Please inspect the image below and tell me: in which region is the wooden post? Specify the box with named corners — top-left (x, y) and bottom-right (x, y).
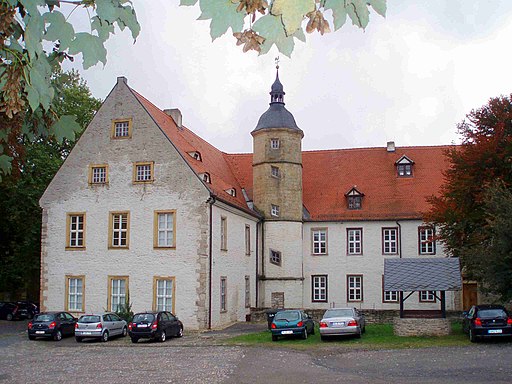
top-left (440, 290), bottom-right (446, 318)
top-left (399, 291), bottom-right (404, 318)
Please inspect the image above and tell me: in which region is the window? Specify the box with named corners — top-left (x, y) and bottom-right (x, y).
top-left (270, 138), bottom-right (280, 149)
top-left (396, 155), bottom-right (414, 177)
top-left (199, 172), bottom-right (211, 183)
top-left (270, 204), bottom-right (280, 217)
top-left (226, 188), bottom-right (236, 197)
top-left (271, 166), bottom-right (280, 178)
top-left (382, 276), bottom-right (398, 303)
top-left (65, 275), bottom-right (84, 312)
top-left (312, 228), bottom-right (327, 255)
top-left (153, 277), bottom-right (175, 311)
top-left (345, 187), bottom-right (364, 210)
top-left (111, 119), bottom-right (132, 139)
top-left (419, 226), bottom-right (436, 255)
top-left (270, 249), bottom-right (282, 266)
top-left (133, 161), bottom-right (154, 183)
top-left (109, 212), bottom-right (129, 249)
top-left (245, 225), bottom-right (251, 255)
top-left (347, 228), bottom-right (362, 255)
top-left (154, 210), bottom-right (176, 248)
top-left (89, 164), bottom-right (108, 184)
top-left (245, 276), bottom-right (250, 308)
top-left (108, 276), bottom-right (128, 312)
top-left (419, 290), bottom-right (436, 302)
top-left (220, 217), bottom-right (227, 251)
top-left (220, 277), bottom-right (227, 312)
top-left (347, 275), bottom-right (363, 302)
top-left (382, 227), bottom-right (398, 255)
top-left (312, 275), bottom-right (328, 302)
top-left (66, 213), bottom-right (85, 250)
top-left (188, 151), bottom-right (202, 161)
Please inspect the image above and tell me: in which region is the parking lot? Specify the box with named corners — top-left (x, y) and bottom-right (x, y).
top-left (1, 319), bottom-right (512, 383)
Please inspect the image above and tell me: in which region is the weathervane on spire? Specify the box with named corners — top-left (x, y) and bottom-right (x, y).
top-left (275, 56), bottom-right (280, 70)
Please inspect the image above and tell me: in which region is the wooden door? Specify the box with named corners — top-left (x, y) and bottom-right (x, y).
top-left (462, 283), bottom-right (478, 310)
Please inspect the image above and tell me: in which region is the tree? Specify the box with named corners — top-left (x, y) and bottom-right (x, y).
top-left (0, 0), bottom-right (139, 178)
top-left (0, 70), bottom-right (101, 300)
top-left (426, 95), bottom-right (512, 301)
top-left (181, 0), bottom-right (386, 56)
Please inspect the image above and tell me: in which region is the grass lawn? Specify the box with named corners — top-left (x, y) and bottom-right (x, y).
top-left (226, 322), bottom-right (470, 350)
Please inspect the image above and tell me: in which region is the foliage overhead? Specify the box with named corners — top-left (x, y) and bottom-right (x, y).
top-left (181, 0), bottom-right (386, 56)
top-left (426, 95), bottom-right (512, 301)
top-left (0, 0), bottom-right (139, 178)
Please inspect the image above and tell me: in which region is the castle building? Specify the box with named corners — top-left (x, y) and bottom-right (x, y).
top-left (40, 70), bottom-right (461, 330)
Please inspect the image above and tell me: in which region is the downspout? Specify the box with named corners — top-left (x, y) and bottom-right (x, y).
top-left (207, 195), bottom-right (215, 329)
top-left (255, 219), bottom-right (261, 308)
top-left (396, 220), bottom-right (402, 258)
top-left (260, 220), bottom-right (265, 307)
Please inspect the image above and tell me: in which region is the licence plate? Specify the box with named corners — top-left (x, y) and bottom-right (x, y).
top-left (35, 331), bottom-right (45, 334)
top-left (332, 322), bottom-right (345, 327)
top-left (137, 324), bottom-right (148, 328)
top-left (488, 329), bottom-right (502, 334)
top-left (281, 330), bottom-right (293, 335)
top-left (82, 332), bottom-right (92, 335)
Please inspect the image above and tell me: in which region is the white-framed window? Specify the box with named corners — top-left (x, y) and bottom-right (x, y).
top-left (270, 249), bottom-right (282, 266)
top-left (108, 277), bottom-right (128, 312)
top-left (111, 119), bottom-right (132, 139)
top-left (382, 275), bottom-right (398, 303)
top-left (382, 227), bottom-right (398, 255)
top-left (312, 275), bottom-right (328, 302)
top-left (220, 216), bottom-right (227, 251)
top-left (271, 166), bottom-right (280, 178)
top-left (154, 211), bottom-right (176, 248)
top-left (419, 290), bottom-right (436, 302)
top-left (347, 228), bottom-right (362, 255)
top-left (133, 162), bottom-right (154, 183)
top-left (245, 225), bottom-right (251, 255)
top-left (270, 204), bottom-right (280, 217)
top-left (270, 138), bottom-right (280, 149)
top-left (109, 212), bottom-right (129, 248)
top-left (66, 276), bottom-right (84, 312)
top-left (245, 276), bottom-right (250, 308)
top-left (397, 163), bottom-right (412, 177)
top-left (347, 275), bottom-right (363, 302)
top-left (154, 277), bottom-right (174, 311)
top-left (312, 228), bottom-right (327, 255)
top-left (66, 213), bottom-right (85, 249)
top-left (220, 277), bottom-right (227, 312)
top-left (419, 226), bottom-right (435, 255)
top-left (89, 165), bottom-right (108, 184)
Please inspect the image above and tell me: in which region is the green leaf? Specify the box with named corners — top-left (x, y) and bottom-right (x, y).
top-left (253, 14), bottom-right (305, 58)
top-left (91, 16), bottom-right (115, 42)
top-left (69, 33), bottom-right (107, 69)
top-left (368, 0), bottom-right (387, 17)
top-left (26, 56), bottom-right (54, 112)
top-left (346, 0), bottom-right (370, 29)
top-left (115, 5), bottom-right (141, 40)
top-left (43, 11), bottom-right (75, 50)
top-left (19, 0), bottom-right (45, 16)
top-left (271, 0), bottom-right (315, 36)
top-left (0, 154), bottom-right (13, 177)
top-left (323, 0), bottom-right (348, 31)
top-left (180, 0), bottom-right (198, 5)
top-left (24, 14), bottom-right (45, 58)
top-left (50, 115), bottom-right (81, 143)
top-left (198, 0), bottom-right (245, 40)
top-left (95, 0), bottom-right (140, 40)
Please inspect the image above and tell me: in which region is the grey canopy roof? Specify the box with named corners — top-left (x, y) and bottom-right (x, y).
top-left (384, 258), bottom-right (462, 292)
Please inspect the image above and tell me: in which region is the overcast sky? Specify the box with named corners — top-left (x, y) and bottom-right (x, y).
top-left (66, 1), bottom-right (512, 153)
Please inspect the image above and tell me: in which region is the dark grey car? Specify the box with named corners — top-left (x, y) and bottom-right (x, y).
top-left (75, 313), bottom-right (127, 342)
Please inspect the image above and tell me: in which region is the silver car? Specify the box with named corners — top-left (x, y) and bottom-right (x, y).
top-left (75, 313), bottom-right (127, 342)
top-left (319, 307), bottom-right (366, 340)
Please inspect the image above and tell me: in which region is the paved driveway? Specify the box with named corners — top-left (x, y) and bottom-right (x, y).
top-left (1, 320), bottom-right (511, 383)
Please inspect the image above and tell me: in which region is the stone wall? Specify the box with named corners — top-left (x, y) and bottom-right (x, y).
top-left (393, 318), bottom-right (452, 336)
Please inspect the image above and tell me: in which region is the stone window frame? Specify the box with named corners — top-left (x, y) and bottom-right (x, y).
top-left (133, 161), bottom-right (154, 184)
top-left (88, 164), bottom-right (108, 185)
top-left (153, 210), bottom-right (176, 249)
top-left (347, 274), bottom-right (363, 302)
top-left (220, 216), bottom-right (228, 251)
top-left (245, 276), bottom-right (250, 308)
top-left (311, 275), bottom-right (328, 303)
top-left (346, 227), bottom-right (363, 255)
top-left (152, 276), bottom-right (175, 312)
top-left (108, 211), bottom-right (130, 249)
top-left (245, 225), bottom-right (251, 256)
top-left (65, 275), bottom-right (85, 313)
top-left (311, 228), bottom-right (328, 255)
top-left (111, 118), bottom-right (132, 139)
top-left (107, 275), bottom-right (129, 312)
top-left (418, 226), bottom-right (436, 255)
top-left (66, 212), bottom-right (86, 250)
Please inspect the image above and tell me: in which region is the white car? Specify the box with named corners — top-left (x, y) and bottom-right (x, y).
top-left (319, 307), bottom-right (366, 340)
top-left (75, 313), bottom-right (127, 342)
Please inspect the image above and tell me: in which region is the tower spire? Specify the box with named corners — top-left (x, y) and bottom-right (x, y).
top-left (270, 57), bottom-right (285, 104)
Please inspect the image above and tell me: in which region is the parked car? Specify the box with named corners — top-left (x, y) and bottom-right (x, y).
top-left (462, 304), bottom-right (512, 342)
top-left (270, 309), bottom-right (315, 341)
top-left (319, 307), bottom-right (366, 340)
top-left (0, 302), bottom-right (19, 321)
top-left (16, 301), bottom-right (39, 319)
top-left (75, 313), bottom-right (128, 342)
top-left (27, 312), bottom-right (77, 341)
top-left (128, 311), bottom-right (183, 343)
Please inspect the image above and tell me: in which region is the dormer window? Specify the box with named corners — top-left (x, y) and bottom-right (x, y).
top-left (188, 151), bottom-right (202, 161)
top-left (395, 155), bottom-right (414, 177)
top-left (226, 188), bottom-right (236, 197)
top-left (199, 172), bottom-right (211, 183)
top-left (345, 187), bottom-right (364, 210)
top-left (270, 138), bottom-right (280, 149)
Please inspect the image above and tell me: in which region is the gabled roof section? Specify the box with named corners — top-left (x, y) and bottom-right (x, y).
top-left (395, 154), bottom-right (414, 165)
top-left (129, 88), bottom-right (256, 216)
top-left (345, 186), bottom-right (364, 197)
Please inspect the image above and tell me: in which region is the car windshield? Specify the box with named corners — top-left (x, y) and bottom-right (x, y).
top-left (478, 309), bottom-right (507, 318)
top-left (133, 313), bottom-right (155, 322)
top-left (274, 311), bottom-right (299, 321)
top-left (323, 309), bottom-right (354, 318)
top-left (79, 315), bottom-right (101, 323)
top-left (34, 314), bottom-right (54, 322)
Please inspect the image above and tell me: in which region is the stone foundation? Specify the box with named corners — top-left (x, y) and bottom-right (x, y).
top-left (393, 317), bottom-right (452, 336)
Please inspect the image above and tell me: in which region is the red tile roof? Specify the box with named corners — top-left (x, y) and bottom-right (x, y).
top-left (131, 86), bottom-right (453, 221)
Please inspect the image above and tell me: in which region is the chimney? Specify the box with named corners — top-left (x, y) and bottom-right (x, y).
top-left (386, 141), bottom-right (395, 152)
top-left (164, 108), bottom-right (182, 129)
top-left (117, 76), bottom-right (127, 85)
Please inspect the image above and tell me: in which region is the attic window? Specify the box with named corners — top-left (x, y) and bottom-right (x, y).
top-left (199, 173), bottom-right (211, 183)
top-left (395, 155), bottom-right (414, 177)
top-left (188, 151), bottom-right (202, 161)
top-left (345, 187), bottom-right (364, 210)
top-left (226, 188), bottom-right (236, 197)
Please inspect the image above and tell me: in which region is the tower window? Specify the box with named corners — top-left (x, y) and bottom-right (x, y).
top-left (270, 249), bottom-right (282, 266)
top-left (270, 138), bottom-right (280, 149)
top-left (271, 166), bottom-right (280, 178)
top-left (271, 204), bottom-right (280, 217)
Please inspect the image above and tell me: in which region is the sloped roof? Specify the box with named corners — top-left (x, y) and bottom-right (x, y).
top-left (384, 258), bottom-right (462, 291)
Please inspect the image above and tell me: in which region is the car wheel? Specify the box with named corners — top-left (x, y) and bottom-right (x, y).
top-left (302, 328), bottom-right (308, 340)
top-left (27, 312), bottom-right (34, 320)
top-left (159, 331), bottom-right (166, 343)
top-left (362, 325), bottom-right (366, 334)
top-left (177, 327), bottom-right (183, 338)
top-left (75, 337), bottom-right (83, 342)
top-left (469, 329), bottom-right (477, 343)
top-left (272, 335), bottom-right (278, 342)
top-left (131, 337), bottom-right (139, 343)
top-left (54, 330), bottom-right (62, 341)
top-left (28, 335), bottom-right (36, 341)
top-left (320, 335), bottom-right (327, 341)
top-left (6, 313), bottom-right (13, 321)
top-left (122, 327), bottom-right (128, 337)
top-left (356, 329), bottom-right (362, 338)
top-left (102, 331), bottom-right (109, 342)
